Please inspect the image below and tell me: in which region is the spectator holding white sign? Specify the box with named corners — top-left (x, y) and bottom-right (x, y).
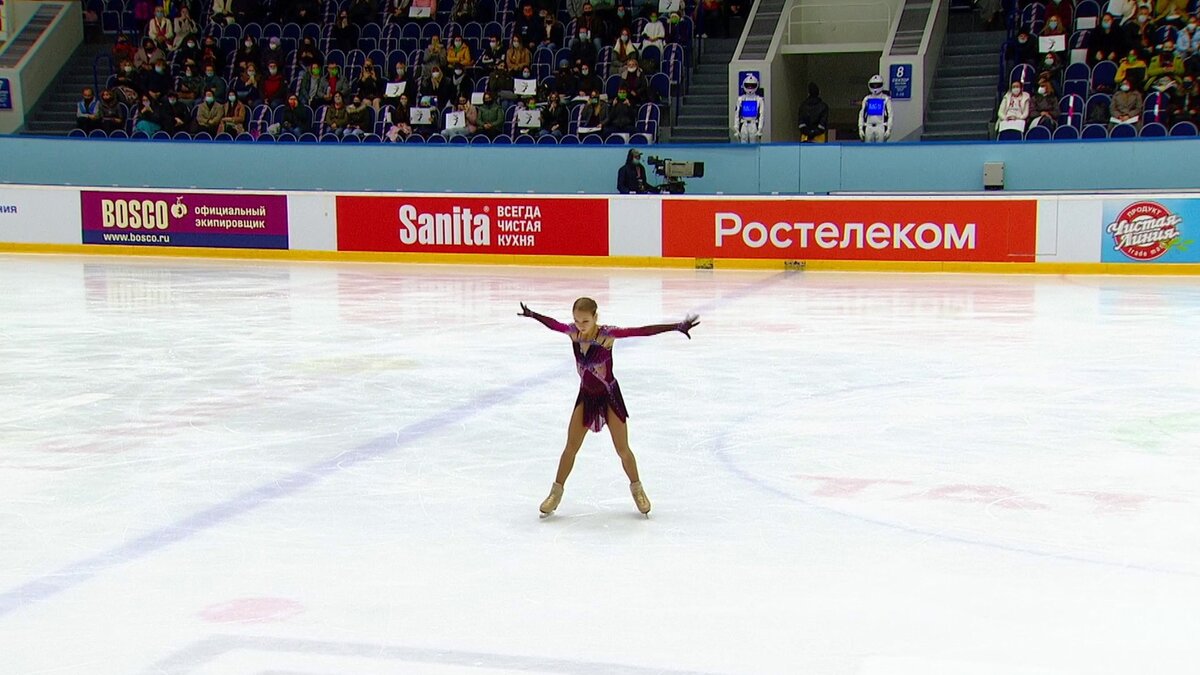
top-left (995, 80), bottom-right (1030, 133)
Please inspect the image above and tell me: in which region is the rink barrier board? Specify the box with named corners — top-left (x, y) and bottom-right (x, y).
top-left (7, 242), bottom-right (1200, 275)
top-left (4, 184), bottom-right (1200, 273)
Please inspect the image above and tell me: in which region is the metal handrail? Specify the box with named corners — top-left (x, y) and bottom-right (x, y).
top-left (785, 0), bottom-right (893, 45)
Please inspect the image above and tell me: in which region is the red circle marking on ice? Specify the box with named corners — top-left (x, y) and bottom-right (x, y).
top-left (198, 597), bottom-right (304, 624)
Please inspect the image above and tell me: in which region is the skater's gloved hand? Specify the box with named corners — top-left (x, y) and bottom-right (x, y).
top-left (518, 302), bottom-right (534, 317)
top-left (676, 313), bottom-right (700, 339)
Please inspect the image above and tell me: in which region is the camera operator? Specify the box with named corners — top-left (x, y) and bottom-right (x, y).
top-left (616, 148), bottom-right (651, 194)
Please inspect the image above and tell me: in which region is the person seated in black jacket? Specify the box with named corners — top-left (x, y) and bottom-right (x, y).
top-left (617, 148), bottom-right (650, 194)
top-left (797, 82), bottom-right (829, 142)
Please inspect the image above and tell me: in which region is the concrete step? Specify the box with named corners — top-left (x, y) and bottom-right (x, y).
top-left (677, 113), bottom-right (728, 125)
top-left (932, 83), bottom-right (996, 98)
top-left (923, 119), bottom-right (990, 133)
top-left (943, 42), bottom-right (1003, 57)
top-left (938, 63), bottom-right (995, 78)
top-left (926, 106), bottom-right (995, 122)
top-left (691, 71), bottom-right (727, 85)
top-left (935, 73), bottom-right (996, 88)
top-left (921, 131), bottom-right (989, 141)
top-left (671, 124), bottom-right (730, 137)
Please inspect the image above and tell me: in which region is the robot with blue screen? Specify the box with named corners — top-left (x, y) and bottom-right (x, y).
top-left (858, 74), bottom-right (892, 143)
top-left (733, 73), bottom-right (764, 143)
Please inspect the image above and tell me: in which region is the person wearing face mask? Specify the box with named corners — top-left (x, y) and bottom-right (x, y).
top-left (420, 66), bottom-right (456, 107)
top-left (487, 63), bottom-right (515, 99)
top-left (476, 92), bottom-right (504, 137)
top-left (1041, 13), bottom-right (1065, 37)
top-left (578, 89), bottom-right (609, 136)
top-left (161, 91), bottom-right (190, 133)
top-left (134, 39), bottom-right (164, 69)
top-left (237, 36), bottom-right (262, 75)
top-left (383, 60), bottom-right (410, 107)
top-left (995, 80), bottom-right (1030, 133)
top-left (97, 89), bottom-right (126, 133)
top-left (539, 14), bottom-right (565, 48)
top-left (259, 37), bottom-right (284, 72)
top-left (113, 35), bottom-right (136, 63)
top-left (443, 95), bottom-right (478, 138)
top-left (451, 0), bottom-right (478, 22)
top-left (384, 93), bottom-right (413, 140)
top-left (199, 63), bottom-right (227, 99)
top-left (1013, 30), bottom-right (1037, 66)
top-left (449, 63), bottom-right (473, 101)
top-left (514, 4), bottom-right (539, 45)
top-left (447, 35), bottom-right (474, 72)
top-left (553, 59), bottom-right (579, 97)
top-left (1115, 48), bottom-right (1148, 91)
top-left (1155, 0), bottom-right (1187, 28)
top-left (384, 0), bottom-right (411, 24)
top-left (234, 65), bottom-right (261, 106)
top-left (210, 0), bottom-right (232, 25)
top-left (176, 36), bottom-right (201, 67)
top-left (1106, 0), bottom-right (1135, 23)
top-left (332, 12), bottom-right (357, 52)
top-left (1110, 78), bottom-right (1143, 128)
top-left (1122, 6), bottom-right (1153, 48)
top-left (573, 3), bottom-right (605, 51)
top-left (576, 61), bottom-right (603, 98)
top-left (611, 4), bottom-right (633, 34)
top-left (614, 27), bottom-right (639, 62)
top-left (1176, 17), bottom-right (1200, 59)
top-left (298, 63), bottom-right (331, 106)
top-left (172, 7), bottom-right (197, 50)
top-left (256, 61), bottom-right (284, 106)
top-left (1030, 79), bottom-right (1060, 130)
top-left (176, 60), bottom-right (202, 102)
top-left (133, 93), bottom-right (164, 134)
top-left (1039, 52), bottom-right (1063, 85)
top-left (297, 37), bottom-right (323, 70)
top-left (221, 90), bottom-right (249, 134)
top-left (480, 37), bottom-right (505, 72)
top-left (570, 26), bottom-right (600, 66)
top-left (606, 86), bottom-right (637, 135)
top-left (1043, 0), bottom-right (1072, 33)
top-left (423, 35), bottom-right (449, 78)
top-left (620, 57), bottom-right (651, 105)
top-left (113, 59), bottom-right (142, 103)
top-left (148, 6), bottom-right (174, 48)
top-left (506, 35), bottom-right (532, 73)
top-left (200, 36), bottom-right (227, 73)
top-left (641, 12), bottom-right (666, 50)
top-left (279, 94), bottom-right (313, 135)
top-left (539, 92), bottom-right (569, 138)
top-left (665, 11), bottom-right (685, 44)
top-left (323, 92), bottom-right (350, 136)
top-left (1087, 13), bottom-right (1129, 65)
top-left (1169, 75), bottom-right (1199, 124)
top-left (1147, 40), bottom-right (1184, 84)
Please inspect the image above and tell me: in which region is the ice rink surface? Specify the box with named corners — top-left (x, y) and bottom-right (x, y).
top-left (1, 254), bottom-right (1198, 675)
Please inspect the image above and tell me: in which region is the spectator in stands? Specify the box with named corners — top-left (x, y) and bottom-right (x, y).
top-left (280, 94), bottom-right (313, 135)
top-left (134, 38), bottom-right (164, 69)
top-left (384, 60), bottom-right (411, 107)
top-left (232, 0), bottom-right (259, 25)
top-left (1147, 39), bottom-right (1184, 85)
top-left (796, 82), bottom-right (828, 142)
top-left (385, 93), bottom-right (413, 140)
top-left (700, 0), bottom-right (728, 38)
top-left (161, 91), bottom-right (189, 133)
top-left (147, 6), bottom-right (173, 48)
top-left (567, 0), bottom-right (587, 18)
top-left (1039, 52), bottom-right (1063, 84)
top-left (176, 36), bottom-right (200, 66)
top-left (132, 0), bottom-right (154, 34)
top-left (666, 11), bottom-right (686, 44)
top-left (444, 95), bottom-right (477, 138)
top-left (574, 4), bottom-right (606, 51)
top-left (332, 12), bottom-right (358, 52)
top-left (297, 37), bottom-right (324, 70)
top-left (606, 86), bottom-right (636, 135)
top-left (298, 63), bottom-right (330, 105)
top-left (576, 61), bottom-right (602, 98)
top-left (1014, 30), bottom-right (1037, 66)
top-left (234, 65), bottom-right (261, 105)
top-left (327, 64), bottom-right (353, 103)
top-left (200, 36), bottom-right (226, 73)
top-left (1116, 48), bottom-right (1148, 89)
top-left (1030, 80), bottom-right (1059, 130)
top-left (1106, 0), bottom-right (1136, 23)
top-left (113, 60), bottom-right (141, 102)
top-left (451, 0), bottom-right (478, 22)
top-left (1156, 0), bottom-right (1187, 29)
top-left (553, 60), bottom-right (578, 96)
top-left (507, 36), bottom-right (533, 73)
top-left (425, 35), bottom-right (449, 78)
top-left (171, 6), bottom-right (197, 50)
top-left (357, 59), bottom-right (385, 109)
top-left (145, 59), bottom-right (173, 97)
top-left (384, 0), bottom-right (411, 24)
top-left (515, 4), bottom-right (540, 46)
top-left (260, 37), bottom-right (286, 72)
top-left (324, 92), bottom-right (350, 136)
top-left (201, 63), bottom-right (227, 99)
top-left (448, 35), bottom-right (474, 72)
top-left (176, 61), bottom-right (202, 102)
top-left (449, 65), bottom-right (473, 101)
top-left (1088, 14), bottom-right (1128, 64)
top-left (1111, 78), bottom-right (1143, 128)
top-left (210, 0), bottom-right (232, 24)
top-left (579, 89), bottom-right (609, 136)
top-left (620, 57), bottom-right (651, 105)
top-left (347, 0), bottom-right (377, 25)
top-left (614, 27), bottom-right (638, 62)
top-left (480, 37), bottom-right (505, 72)
top-left (571, 33), bottom-right (598, 72)
top-left (1123, 5), bottom-right (1154, 51)
top-left (538, 15), bottom-right (565, 49)
top-left (1044, 0), bottom-right (1073, 32)
top-left (592, 0), bottom-right (617, 24)
top-left (995, 80), bottom-right (1030, 132)
top-left (97, 89), bottom-right (125, 133)
top-left (476, 92), bottom-right (504, 136)
top-left (113, 35), bottom-right (136, 64)
top-left (289, 0), bottom-right (320, 23)
top-left (260, 62), bottom-right (288, 106)
top-left (1176, 16), bottom-right (1200, 61)
top-left (539, 91), bottom-right (569, 137)
top-left (76, 88), bottom-right (101, 132)
top-left (133, 94), bottom-right (163, 134)
top-left (1170, 75), bottom-right (1199, 123)
top-left (641, 12), bottom-right (666, 51)
top-left (420, 67), bottom-right (456, 107)
top-left (411, 97), bottom-right (441, 135)
top-left (235, 36), bottom-right (261, 77)
top-left (222, 91), bottom-right (249, 134)
top-left (1042, 13), bottom-right (1066, 37)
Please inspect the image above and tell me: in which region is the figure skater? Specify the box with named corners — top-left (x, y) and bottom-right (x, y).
top-left (519, 298), bottom-right (699, 518)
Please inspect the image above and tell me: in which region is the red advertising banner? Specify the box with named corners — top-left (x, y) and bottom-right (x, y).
top-left (337, 195), bottom-right (609, 256)
top-left (662, 198), bottom-right (1038, 262)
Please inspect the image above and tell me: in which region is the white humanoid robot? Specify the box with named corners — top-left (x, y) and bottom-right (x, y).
top-left (733, 73), bottom-right (764, 143)
top-left (858, 74), bottom-right (893, 143)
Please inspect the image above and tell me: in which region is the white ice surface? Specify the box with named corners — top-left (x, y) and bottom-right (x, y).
top-left (0, 255), bottom-right (1198, 675)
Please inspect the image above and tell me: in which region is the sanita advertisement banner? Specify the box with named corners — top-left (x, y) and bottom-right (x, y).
top-left (1101, 199), bottom-right (1199, 263)
top-left (336, 195), bottom-right (609, 256)
top-left (80, 190), bottom-right (290, 249)
top-left (661, 198), bottom-right (1038, 262)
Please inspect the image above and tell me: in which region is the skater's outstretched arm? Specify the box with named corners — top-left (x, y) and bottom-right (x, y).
top-left (606, 314), bottom-right (700, 340)
top-left (518, 302), bottom-right (575, 334)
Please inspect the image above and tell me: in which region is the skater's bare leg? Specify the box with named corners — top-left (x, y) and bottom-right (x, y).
top-left (555, 404), bottom-right (588, 485)
top-left (606, 408), bottom-right (640, 483)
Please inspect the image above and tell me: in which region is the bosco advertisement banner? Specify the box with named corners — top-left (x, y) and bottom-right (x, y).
top-left (661, 198), bottom-right (1038, 262)
top-left (1101, 199), bottom-right (1200, 263)
top-left (336, 195), bottom-right (609, 256)
top-left (81, 190), bottom-right (289, 249)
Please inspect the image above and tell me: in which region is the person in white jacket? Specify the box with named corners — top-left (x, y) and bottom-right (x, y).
top-left (640, 12), bottom-right (666, 50)
top-left (1107, 0), bottom-right (1137, 23)
top-left (996, 81), bottom-right (1031, 132)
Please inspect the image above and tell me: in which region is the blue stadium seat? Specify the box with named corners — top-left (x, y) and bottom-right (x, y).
top-left (1052, 125), bottom-right (1079, 140)
top-left (1140, 122), bottom-right (1168, 137)
top-left (1170, 121), bottom-right (1198, 136)
top-left (1109, 123), bottom-right (1136, 138)
top-left (1081, 123), bottom-right (1108, 139)
top-left (1024, 125), bottom-right (1052, 141)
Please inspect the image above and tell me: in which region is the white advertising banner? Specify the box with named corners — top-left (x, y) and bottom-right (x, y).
top-left (0, 186), bottom-right (83, 244)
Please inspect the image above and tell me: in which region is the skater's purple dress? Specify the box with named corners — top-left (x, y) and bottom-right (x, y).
top-left (525, 311), bottom-right (686, 432)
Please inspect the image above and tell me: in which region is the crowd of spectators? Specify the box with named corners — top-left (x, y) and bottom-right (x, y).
top-left (75, 0), bottom-right (740, 142)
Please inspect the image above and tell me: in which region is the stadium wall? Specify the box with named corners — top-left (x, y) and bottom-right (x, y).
top-left (2, 184), bottom-right (1199, 273)
top-left (4, 136), bottom-right (1200, 194)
